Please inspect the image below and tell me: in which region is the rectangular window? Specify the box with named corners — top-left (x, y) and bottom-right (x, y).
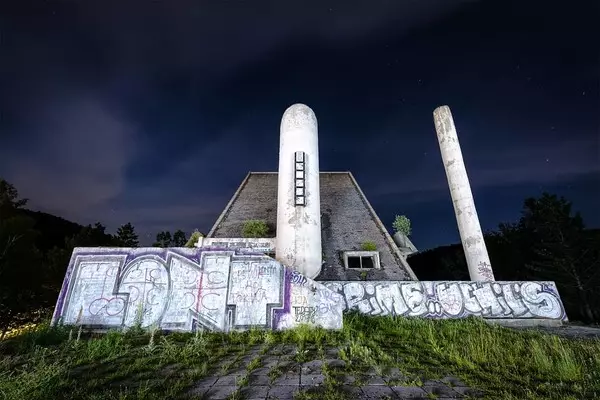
top-left (361, 256), bottom-right (375, 269)
top-left (344, 251), bottom-right (380, 269)
top-left (294, 151), bottom-right (306, 206)
top-left (347, 256), bottom-right (362, 269)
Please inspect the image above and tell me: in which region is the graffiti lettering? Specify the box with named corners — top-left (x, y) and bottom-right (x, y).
top-left (290, 270), bottom-right (308, 286)
top-left (323, 281), bottom-right (567, 321)
top-left (293, 306), bottom-right (317, 323)
top-left (292, 294), bottom-right (308, 305)
top-left (53, 248), bottom-right (342, 331)
top-left (115, 257), bottom-right (169, 327)
top-left (52, 248), bottom-right (566, 334)
top-left (230, 289), bottom-right (268, 303)
top-left (206, 271), bottom-right (226, 285)
top-left (316, 286), bottom-right (344, 315)
top-left (54, 249), bottom-right (343, 332)
top-left (232, 262), bottom-right (277, 281)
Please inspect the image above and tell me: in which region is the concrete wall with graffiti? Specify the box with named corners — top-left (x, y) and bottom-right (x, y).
top-left (196, 238), bottom-right (275, 254)
top-left (322, 281), bottom-right (567, 321)
top-left (51, 247), bottom-right (343, 332)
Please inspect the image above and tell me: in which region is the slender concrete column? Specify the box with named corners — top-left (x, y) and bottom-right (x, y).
top-left (433, 105), bottom-right (495, 281)
top-left (276, 103), bottom-right (322, 279)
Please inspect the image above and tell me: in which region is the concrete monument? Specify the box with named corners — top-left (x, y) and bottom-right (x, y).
top-left (51, 103), bottom-right (569, 332)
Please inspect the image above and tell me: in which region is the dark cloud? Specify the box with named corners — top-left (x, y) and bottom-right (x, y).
top-left (1, 0), bottom-right (598, 248)
top-left (369, 136), bottom-right (600, 199)
top-left (0, 98), bottom-right (137, 216)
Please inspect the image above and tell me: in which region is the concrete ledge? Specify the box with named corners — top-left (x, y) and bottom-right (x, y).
top-left (484, 319), bottom-right (564, 328)
top-left (51, 247), bottom-right (568, 332)
top-left (196, 237), bottom-right (276, 253)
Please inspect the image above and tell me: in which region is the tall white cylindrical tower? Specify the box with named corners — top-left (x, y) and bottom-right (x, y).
top-left (433, 105), bottom-right (495, 281)
top-left (276, 103), bottom-right (322, 279)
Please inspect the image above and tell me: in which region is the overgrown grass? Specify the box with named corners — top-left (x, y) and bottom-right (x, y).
top-left (360, 241), bottom-right (377, 251)
top-left (1, 313), bottom-right (598, 399)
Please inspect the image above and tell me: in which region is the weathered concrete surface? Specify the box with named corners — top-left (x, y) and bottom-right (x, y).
top-left (510, 324), bottom-right (600, 339)
top-left (323, 281), bottom-right (567, 322)
top-left (392, 231), bottom-right (418, 256)
top-left (433, 106), bottom-right (495, 281)
top-left (51, 247), bottom-right (344, 331)
top-left (485, 319), bottom-right (563, 328)
top-left (205, 172), bottom-right (418, 281)
top-left (195, 237), bottom-right (275, 253)
top-left (277, 103), bottom-right (322, 280)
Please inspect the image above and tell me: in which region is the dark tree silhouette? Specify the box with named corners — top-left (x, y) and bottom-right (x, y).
top-left (152, 230), bottom-right (188, 247)
top-left (518, 193), bottom-right (599, 322)
top-left (173, 230), bottom-right (187, 247)
top-left (153, 231), bottom-right (173, 247)
top-left (115, 222), bottom-right (139, 247)
top-left (0, 180), bottom-right (42, 338)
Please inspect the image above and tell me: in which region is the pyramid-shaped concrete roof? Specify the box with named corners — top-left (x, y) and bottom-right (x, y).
top-left (207, 172), bottom-right (417, 281)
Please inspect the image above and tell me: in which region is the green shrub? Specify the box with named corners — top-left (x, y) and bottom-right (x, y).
top-left (392, 215), bottom-right (411, 236)
top-left (242, 220), bottom-right (269, 238)
top-left (361, 241), bottom-right (377, 251)
top-left (185, 230), bottom-right (203, 248)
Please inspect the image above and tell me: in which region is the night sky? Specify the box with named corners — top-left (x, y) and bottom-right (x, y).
top-left (1, 0), bottom-right (598, 250)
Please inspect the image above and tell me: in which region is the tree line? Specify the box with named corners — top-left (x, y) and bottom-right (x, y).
top-left (408, 193), bottom-right (600, 323)
top-left (1, 177), bottom-right (598, 338)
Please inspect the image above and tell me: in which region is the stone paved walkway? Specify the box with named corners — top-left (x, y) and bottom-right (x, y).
top-left (187, 344), bottom-right (482, 399)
